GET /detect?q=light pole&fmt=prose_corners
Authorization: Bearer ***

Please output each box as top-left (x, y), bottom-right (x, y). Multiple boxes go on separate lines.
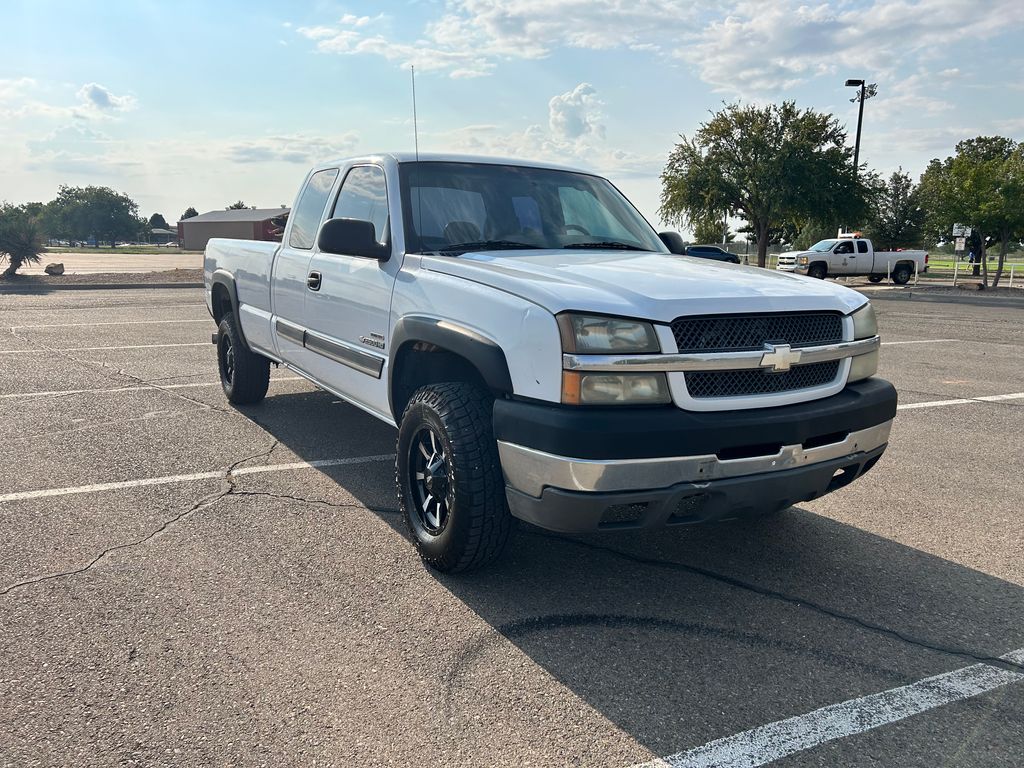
top-left (845, 79), bottom-right (877, 180)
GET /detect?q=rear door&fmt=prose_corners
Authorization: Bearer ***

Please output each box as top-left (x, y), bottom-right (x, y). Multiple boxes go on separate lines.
top-left (270, 167), bottom-right (339, 360)
top-left (303, 164), bottom-right (396, 419)
top-left (854, 239), bottom-right (871, 274)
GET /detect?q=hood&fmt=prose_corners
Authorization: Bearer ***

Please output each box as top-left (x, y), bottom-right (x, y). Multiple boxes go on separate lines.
top-left (421, 249), bottom-right (867, 321)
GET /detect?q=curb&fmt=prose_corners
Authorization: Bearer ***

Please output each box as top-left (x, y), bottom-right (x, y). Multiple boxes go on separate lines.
top-left (868, 289), bottom-right (1024, 308)
top-left (1, 282), bottom-right (203, 293)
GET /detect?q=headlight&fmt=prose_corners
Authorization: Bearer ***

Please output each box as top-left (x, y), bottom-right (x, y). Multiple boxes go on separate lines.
top-left (561, 371), bottom-right (671, 405)
top-left (797, 256), bottom-right (809, 265)
top-left (851, 303), bottom-right (877, 339)
top-left (848, 350), bottom-right (878, 382)
top-left (557, 313), bottom-right (660, 354)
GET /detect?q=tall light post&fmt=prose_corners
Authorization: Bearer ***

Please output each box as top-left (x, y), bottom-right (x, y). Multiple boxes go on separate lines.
top-left (845, 79), bottom-right (877, 180)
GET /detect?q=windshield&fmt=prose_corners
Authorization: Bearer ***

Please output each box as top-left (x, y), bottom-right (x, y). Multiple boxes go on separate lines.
top-left (398, 161), bottom-right (667, 254)
top-left (809, 239), bottom-right (839, 252)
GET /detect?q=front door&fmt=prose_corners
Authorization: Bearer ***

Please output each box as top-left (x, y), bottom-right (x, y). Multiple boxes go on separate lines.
top-left (832, 240), bottom-right (856, 274)
top-left (303, 164), bottom-right (397, 420)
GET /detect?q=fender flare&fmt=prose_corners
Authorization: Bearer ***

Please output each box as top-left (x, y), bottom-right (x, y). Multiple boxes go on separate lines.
top-left (389, 316), bottom-right (514, 415)
top-left (210, 269), bottom-right (249, 349)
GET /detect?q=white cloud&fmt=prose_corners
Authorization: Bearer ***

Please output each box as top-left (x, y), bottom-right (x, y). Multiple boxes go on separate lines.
top-left (76, 83), bottom-right (135, 112)
top-left (226, 133), bottom-right (360, 163)
top-left (548, 83), bottom-right (605, 141)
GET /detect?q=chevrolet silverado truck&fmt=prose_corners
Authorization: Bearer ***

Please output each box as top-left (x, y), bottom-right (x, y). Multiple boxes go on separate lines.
top-left (776, 235), bottom-right (928, 284)
top-left (204, 154), bottom-right (897, 572)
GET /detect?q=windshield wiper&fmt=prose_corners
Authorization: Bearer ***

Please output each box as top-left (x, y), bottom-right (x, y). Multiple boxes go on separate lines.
top-left (564, 241), bottom-right (648, 251)
top-left (438, 240), bottom-right (541, 254)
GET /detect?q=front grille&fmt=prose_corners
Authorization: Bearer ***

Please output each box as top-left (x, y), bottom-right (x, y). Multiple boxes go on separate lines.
top-left (671, 312), bottom-right (843, 353)
top-left (685, 360), bottom-right (840, 399)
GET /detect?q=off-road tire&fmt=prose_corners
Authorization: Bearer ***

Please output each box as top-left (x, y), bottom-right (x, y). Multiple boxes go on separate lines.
top-left (217, 313), bottom-right (270, 405)
top-left (868, 275), bottom-right (884, 283)
top-left (396, 382), bottom-right (512, 572)
top-left (891, 265), bottom-right (912, 285)
top-left (808, 263), bottom-right (828, 280)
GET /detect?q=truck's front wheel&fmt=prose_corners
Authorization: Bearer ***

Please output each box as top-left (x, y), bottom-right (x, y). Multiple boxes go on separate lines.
top-left (808, 263), bottom-right (828, 280)
top-left (396, 382), bottom-right (512, 572)
top-left (217, 313), bottom-right (270, 405)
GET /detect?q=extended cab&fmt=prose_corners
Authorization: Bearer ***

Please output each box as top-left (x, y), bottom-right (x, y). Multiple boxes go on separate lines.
top-left (205, 154), bottom-right (897, 572)
top-left (777, 235), bottom-right (928, 284)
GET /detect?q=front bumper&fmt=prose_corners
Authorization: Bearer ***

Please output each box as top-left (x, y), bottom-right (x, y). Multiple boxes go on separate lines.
top-left (493, 378), bottom-right (897, 532)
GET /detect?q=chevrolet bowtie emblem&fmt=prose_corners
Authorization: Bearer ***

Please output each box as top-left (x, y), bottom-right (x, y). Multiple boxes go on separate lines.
top-left (760, 343), bottom-right (801, 373)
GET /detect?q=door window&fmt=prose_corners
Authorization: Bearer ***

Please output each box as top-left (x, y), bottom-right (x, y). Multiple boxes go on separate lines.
top-left (332, 165), bottom-right (390, 244)
top-left (835, 241), bottom-right (853, 254)
top-left (289, 168), bottom-right (340, 249)
top-left (857, 240), bottom-right (869, 253)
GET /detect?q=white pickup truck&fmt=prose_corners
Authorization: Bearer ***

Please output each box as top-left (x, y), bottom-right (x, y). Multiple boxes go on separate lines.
top-left (776, 235), bottom-right (928, 284)
top-left (204, 153), bottom-right (897, 572)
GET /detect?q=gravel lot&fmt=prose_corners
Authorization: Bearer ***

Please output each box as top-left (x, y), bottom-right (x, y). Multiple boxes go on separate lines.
top-left (0, 288), bottom-right (1021, 767)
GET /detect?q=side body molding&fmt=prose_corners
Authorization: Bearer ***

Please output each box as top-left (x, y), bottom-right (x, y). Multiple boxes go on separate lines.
top-left (389, 315), bottom-right (514, 406)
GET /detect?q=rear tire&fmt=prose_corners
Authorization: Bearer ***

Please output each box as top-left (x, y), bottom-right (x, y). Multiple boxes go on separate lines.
top-left (808, 263), bottom-right (828, 280)
top-left (396, 382), bottom-right (512, 573)
top-left (868, 275), bottom-right (884, 283)
top-left (217, 313), bottom-right (270, 405)
top-left (891, 265), bottom-right (912, 285)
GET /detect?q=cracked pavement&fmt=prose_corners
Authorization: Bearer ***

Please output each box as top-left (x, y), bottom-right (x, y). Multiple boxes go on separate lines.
top-left (0, 288), bottom-right (1021, 767)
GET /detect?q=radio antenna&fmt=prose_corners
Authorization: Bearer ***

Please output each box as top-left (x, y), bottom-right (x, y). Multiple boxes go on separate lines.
top-left (411, 65), bottom-right (420, 161)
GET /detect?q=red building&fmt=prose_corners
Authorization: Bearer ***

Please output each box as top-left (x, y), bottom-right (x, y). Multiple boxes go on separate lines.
top-left (177, 208), bottom-right (289, 251)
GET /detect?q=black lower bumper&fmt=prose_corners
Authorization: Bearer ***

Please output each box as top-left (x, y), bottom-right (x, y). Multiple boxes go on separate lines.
top-left (506, 444), bottom-right (887, 533)
top-left (493, 378), bottom-right (897, 460)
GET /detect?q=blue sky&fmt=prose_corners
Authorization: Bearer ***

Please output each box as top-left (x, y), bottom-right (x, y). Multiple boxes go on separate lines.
top-left (2, 0), bottom-right (1023, 234)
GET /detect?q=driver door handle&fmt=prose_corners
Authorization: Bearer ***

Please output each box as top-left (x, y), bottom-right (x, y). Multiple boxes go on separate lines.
top-left (307, 271), bottom-right (322, 291)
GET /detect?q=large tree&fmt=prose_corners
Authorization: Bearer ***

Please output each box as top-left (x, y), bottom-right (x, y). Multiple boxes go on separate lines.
top-left (866, 169), bottom-right (925, 249)
top-left (918, 137), bottom-right (1024, 288)
top-left (226, 200), bottom-right (250, 210)
top-left (149, 212), bottom-right (169, 229)
top-left (0, 203), bottom-right (46, 277)
top-left (181, 206), bottom-right (199, 220)
top-left (660, 101), bottom-right (872, 267)
top-left (44, 185), bottom-right (145, 247)
top-left (690, 214), bottom-right (735, 245)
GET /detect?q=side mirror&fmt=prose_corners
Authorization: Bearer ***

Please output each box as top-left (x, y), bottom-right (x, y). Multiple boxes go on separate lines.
top-left (318, 218), bottom-right (390, 260)
top-left (658, 231), bottom-right (686, 254)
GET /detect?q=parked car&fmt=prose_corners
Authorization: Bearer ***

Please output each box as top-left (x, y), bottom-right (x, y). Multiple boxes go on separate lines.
top-left (205, 154), bottom-right (896, 572)
top-left (658, 232), bottom-right (741, 263)
top-left (777, 235), bottom-right (928, 284)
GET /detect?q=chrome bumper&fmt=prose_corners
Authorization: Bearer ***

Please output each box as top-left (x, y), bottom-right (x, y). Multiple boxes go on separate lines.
top-left (498, 419), bottom-right (892, 498)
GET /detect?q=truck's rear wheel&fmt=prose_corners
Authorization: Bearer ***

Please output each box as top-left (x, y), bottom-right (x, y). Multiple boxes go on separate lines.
top-left (891, 265), bottom-right (912, 285)
top-left (217, 313), bottom-right (270, 405)
top-left (396, 382), bottom-right (512, 572)
top-left (868, 275), bottom-right (884, 283)
top-left (808, 263), bottom-right (828, 280)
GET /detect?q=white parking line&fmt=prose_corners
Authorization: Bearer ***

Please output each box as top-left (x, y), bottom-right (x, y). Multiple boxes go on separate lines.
top-left (881, 339), bottom-right (957, 345)
top-left (0, 454), bottom-right (394, 504)
top-left (0, 376), bottom-right (305, 400)
top-left (898, 392), bottom-right (1024, 410)
top-left (11, 319), bottom-right (209, 330)
top-left (633, 649), bottom-right (1024, 768)
top-left (0, 342), bottom-right (208, 354)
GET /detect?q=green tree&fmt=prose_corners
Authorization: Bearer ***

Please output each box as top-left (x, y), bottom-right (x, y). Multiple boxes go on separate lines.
top-left (690, 214), bottom-right (735, 245)
top-left (919, 137), bottom-right (1024, 287)
top-left (0, 204), bottom-right (46, 277)
top-left (45, 185), bottom-right (145, 247)
top-left (226, 200), bottom-right (250, 210)
top-left (149, 212), bottom-right (169, 229)
top-left (181, 206), bottom-right (199, 220)
top-left (660, 101), bottom-right (872, 267)
top-left (866, 168), bottom-right (925, 249)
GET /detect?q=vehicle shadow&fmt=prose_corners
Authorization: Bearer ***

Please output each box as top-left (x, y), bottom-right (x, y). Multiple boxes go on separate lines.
top-left (237, 388), bottom-right (1024, 760)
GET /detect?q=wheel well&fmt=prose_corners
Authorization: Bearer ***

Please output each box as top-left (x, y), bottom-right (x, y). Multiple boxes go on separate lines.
top-left (390, 342), bottom-right (491, 420)
top-left (809, 261), bottom-right (828, 274)
top-left (211, 282), bottom-right (232, 323)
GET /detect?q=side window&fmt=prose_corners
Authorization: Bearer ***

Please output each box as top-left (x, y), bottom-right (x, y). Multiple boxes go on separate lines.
top-left (289, 168), bottom-right (339, 250)
top-left (835, 241), bottom-right (853, 254)
top-left (857, 240), bottom-right (869, 253)
top-left (332, 165), bottom-right (389, 244)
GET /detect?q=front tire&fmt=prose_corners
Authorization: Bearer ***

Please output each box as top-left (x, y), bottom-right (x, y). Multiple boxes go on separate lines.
top-left (808, 263), bottom-right (828, 280)
top-left (396, 382), bottom-right (512, 573)
top-left (217, 313), bottom-right (270, 405)
top-left (868, 275), bottom-right (884, 283)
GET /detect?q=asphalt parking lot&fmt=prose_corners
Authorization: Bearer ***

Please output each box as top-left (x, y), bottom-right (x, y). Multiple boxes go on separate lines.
top-left (1, 287), bottom-right (1021, 767)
